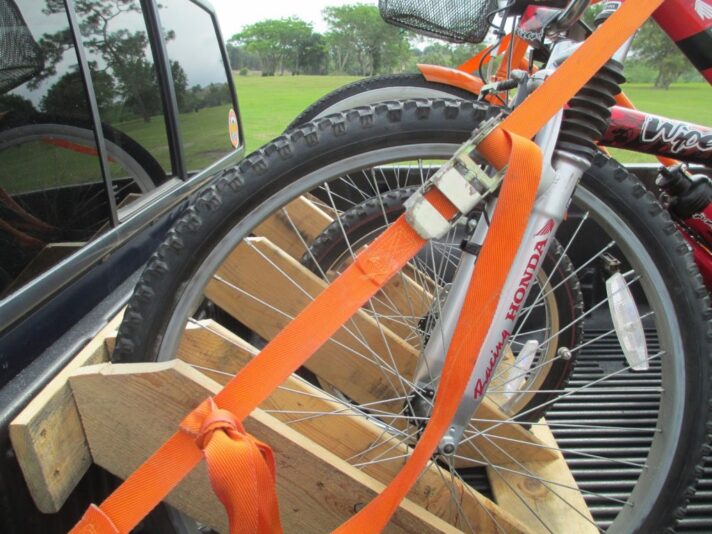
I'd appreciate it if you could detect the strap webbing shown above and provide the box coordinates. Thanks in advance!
[501,0,664,140]
[335,128,541,533]
[70,1,664,532]
[181,399,281,533]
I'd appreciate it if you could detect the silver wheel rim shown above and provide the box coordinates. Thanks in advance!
[156,142,685,533]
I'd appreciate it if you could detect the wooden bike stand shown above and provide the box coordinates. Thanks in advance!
[10,195,596,533]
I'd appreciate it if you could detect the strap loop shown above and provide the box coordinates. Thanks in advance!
[181,398,282,534]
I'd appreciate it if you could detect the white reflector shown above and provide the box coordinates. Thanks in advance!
[606,272,649,371]
[504,339,540,399]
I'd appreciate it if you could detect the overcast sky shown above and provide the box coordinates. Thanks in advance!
[208,0,375,40]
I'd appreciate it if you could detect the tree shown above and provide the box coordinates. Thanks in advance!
[633,21,696,89]
[405,42,485,72]
[40,0,171,121]
[41,66,113,116]
[226,44,261,72]
[450,43,487,67]
[95,27,161,121]
[232,18,319,75]
[0,94,37,117]
[299,33,328,75]
[171,61,191,113]
[582,5,695,88]
[323,4,410,76]
[285,19,315,75]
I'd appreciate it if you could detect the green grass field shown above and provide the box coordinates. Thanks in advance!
[6,76,709,195]
[235,76,712,163]
[236,75,361,152]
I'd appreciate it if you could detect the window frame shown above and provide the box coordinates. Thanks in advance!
[152,0,245,179]
[0,0,245,332]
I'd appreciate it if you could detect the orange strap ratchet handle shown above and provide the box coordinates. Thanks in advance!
[70,0,663,532]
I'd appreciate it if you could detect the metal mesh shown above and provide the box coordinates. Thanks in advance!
[0,0,43,95]
[379,0,497,44]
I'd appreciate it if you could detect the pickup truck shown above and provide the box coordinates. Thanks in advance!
[0,0,243,530]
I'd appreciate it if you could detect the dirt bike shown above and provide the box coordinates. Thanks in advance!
[111,0,712,532]
[289,4,712,293]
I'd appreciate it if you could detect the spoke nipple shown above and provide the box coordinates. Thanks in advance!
[557,347,572,360]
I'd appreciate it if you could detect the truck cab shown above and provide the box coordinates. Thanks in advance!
[0,0,243,529]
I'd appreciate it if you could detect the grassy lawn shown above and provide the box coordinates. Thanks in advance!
[234,75,712,163]
[6,76,708,195]
[609,82,712,163]
[119,105,240,172]
[235,75,361,152]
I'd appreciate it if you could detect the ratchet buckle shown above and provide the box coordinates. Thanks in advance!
[404,116,507,240]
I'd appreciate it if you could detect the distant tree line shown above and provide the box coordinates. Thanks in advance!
[227,5,417,76]
[227,4,487,77]
[228,3,701,87]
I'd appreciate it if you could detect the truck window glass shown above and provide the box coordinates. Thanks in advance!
[0,0,111,299]
[159,0,240,173]
[73,0,173,203]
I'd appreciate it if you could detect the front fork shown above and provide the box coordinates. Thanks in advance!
[430,146,590,453]
[410,124,591,452]
[414,31,632,453]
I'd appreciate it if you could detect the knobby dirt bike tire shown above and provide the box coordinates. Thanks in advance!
[114,99,712,533]
[286,73,476,132]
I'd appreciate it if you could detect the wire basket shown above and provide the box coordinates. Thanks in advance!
[379,0,497,44]
[0,0,44,95]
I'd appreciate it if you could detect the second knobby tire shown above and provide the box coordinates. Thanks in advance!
[114,99,712,534]
[286,73,478,131]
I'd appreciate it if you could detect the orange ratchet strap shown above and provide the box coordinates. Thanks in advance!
[457,34,529,76]
[71,0,664,532]
[336,125,542,533]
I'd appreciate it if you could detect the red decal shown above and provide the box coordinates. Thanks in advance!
[654,0,712,41]
[505,238,548,321]
[535,219,555,236]
[473,329,511,400]
[702,67,712,84]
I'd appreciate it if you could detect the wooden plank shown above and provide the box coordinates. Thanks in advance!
[487,421,596,534]
[458,400,558,467]
[341,267,433,344]
[177,320,531,533]
[205,237,555,465]
[304,193,338,218]
[485,347,518,410]
[206,236,416,404]
[252,194,432,342]
[9,312,123,513]
[253,195,333,260]
[69,360,460,534]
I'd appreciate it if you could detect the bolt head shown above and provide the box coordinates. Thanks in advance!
[441,443,456,455]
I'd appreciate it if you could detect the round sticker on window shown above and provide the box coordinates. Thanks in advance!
[228,108,239,148]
